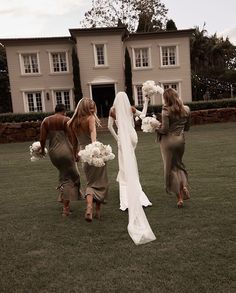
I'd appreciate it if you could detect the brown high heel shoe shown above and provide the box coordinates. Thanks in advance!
[183,187,190,200]
[85,205,93,222]
[177,200,183,208]
[62,206,71,216]
[177,192,183,208]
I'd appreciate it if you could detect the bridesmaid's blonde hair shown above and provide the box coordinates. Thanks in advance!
[67,97,101,131]
[163,88,188,118]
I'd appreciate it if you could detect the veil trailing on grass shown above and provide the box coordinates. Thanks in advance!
[113,92,156,245]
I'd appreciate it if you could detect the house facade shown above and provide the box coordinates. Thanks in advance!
[0,27,194,116]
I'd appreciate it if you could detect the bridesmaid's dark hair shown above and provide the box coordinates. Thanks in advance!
[55,103,66,113]
[163,88,188,118]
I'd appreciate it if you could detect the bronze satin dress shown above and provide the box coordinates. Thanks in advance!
[157,106,191,195]
[40,115,81,201]
[77,131,108,203]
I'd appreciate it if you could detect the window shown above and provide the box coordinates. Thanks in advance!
[93,44,107,67]
[26,92,43,112]
[135,85,144,106]
[163,83,179,93]
[133,48,150,68]
[54,90,71,111]
[161,46,177,66]
[20,53,39,74]
[50,52,68,73]
[96,44,105,65]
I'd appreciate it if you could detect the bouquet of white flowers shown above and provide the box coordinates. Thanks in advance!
[29,141,48,162]
[141,116,161,133]
[142,80,158,97]
[78,141,115,167]
[142,80,164,98]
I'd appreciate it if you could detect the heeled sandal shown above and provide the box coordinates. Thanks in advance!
[85,205,93,222]
[62,206,71,216]
[183,187,190,200]
[177,200,183,208]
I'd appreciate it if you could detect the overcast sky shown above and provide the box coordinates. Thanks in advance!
[0,0,235,44]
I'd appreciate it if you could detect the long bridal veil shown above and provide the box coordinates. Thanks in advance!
[113,92,156,245]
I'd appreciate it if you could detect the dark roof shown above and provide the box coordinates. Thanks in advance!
[0,28,195,47]
[127,29,195,40]
[69,26,127,37]
[0,36,73,46]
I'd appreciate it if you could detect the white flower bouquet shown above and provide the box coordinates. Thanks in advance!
[142,80,158,97]
[78,141,115,167]
[141,116,161,133]
[142,80,164,98]
[29,141,48,162]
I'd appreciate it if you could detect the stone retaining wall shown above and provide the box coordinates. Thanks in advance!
[1,108,236,143]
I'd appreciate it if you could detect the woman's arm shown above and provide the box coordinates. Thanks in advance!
[157,109,169,134]
[108,115,118,142]
[39,119,48,154]
[88,115,97,143]
[134,97,149,119]
[184,107,191,132]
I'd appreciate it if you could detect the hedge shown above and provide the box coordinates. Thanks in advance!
[0,98,236,123]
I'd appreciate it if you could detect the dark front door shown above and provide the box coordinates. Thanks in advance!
[92,84,115,117]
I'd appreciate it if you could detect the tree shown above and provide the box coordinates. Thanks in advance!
[72,46,83,105]
[124,47,134,104]
[81,0,168,33]
[190,25,236,100]
[191,25,236,77]
[166,19,177,30]
[0,45,12,113]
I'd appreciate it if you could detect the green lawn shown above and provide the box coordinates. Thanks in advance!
[0,122,235,293]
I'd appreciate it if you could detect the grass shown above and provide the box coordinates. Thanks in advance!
[0,122,235,293]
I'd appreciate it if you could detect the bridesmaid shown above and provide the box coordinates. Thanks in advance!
[152,88,191,208]
[39,103,81,216]
[67,97,109,222]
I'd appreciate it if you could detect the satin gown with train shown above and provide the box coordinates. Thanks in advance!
[116,120,152,211]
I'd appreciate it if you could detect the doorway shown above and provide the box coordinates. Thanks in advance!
[91,84,115,117]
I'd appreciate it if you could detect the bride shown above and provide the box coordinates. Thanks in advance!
[108,92,156,245]
[108,92,152,211]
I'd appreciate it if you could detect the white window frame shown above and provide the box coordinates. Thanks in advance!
[131,45,152,70]
[48,50,70,74]
[51,88,73,111]
[134,84,144,106]
[160,44,179,68]
[18,51,41,75]
[160,80,182,96]
[22,90,45,112]
[92,42,108,67]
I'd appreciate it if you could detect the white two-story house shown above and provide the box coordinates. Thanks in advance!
[0,27,194,116]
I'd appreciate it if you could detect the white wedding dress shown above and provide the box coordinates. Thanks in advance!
[108,92,156,245]
[108,96,152,211]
